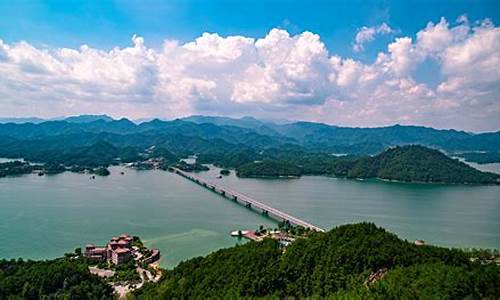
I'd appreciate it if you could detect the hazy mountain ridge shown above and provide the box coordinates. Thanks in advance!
[0,115,497,154]
[0,116,499,174]
[0,114,114,124]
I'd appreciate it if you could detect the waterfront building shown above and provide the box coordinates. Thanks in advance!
[143,249,161,264]
[112,248,132,265]
[84,233,136,265]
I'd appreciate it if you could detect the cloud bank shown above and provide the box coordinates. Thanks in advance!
[0,16,499,131]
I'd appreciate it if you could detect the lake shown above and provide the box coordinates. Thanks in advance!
[1,164,499,268]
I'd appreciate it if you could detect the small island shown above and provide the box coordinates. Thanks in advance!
[93,167,111,176]
[220,169,230,175]
[0,160,115,178]
[0,161,68,177]
[0,161,34,177]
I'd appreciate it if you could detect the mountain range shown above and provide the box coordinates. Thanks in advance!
[0,114,498,155]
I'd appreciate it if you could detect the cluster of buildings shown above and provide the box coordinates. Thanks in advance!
[84,234,160,266]
[233,229,296,247]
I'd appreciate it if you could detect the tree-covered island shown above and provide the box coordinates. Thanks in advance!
[234,146,500,184]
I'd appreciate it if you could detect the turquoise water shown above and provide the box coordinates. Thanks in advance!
[197,167,500,250]
[0,167,274,268]
[1,164,499,269]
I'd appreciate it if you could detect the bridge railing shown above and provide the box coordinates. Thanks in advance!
[174,168,324,232]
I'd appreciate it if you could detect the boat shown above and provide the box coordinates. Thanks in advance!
[231,230,249,237]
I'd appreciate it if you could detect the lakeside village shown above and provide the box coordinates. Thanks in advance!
[0,148,211,178]
[83,234,161,297]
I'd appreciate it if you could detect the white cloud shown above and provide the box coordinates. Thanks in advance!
[0,17,499,131]
[353,22,394,52]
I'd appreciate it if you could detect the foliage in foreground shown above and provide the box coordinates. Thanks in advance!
[0,257,113,299]
[135,223,500,299]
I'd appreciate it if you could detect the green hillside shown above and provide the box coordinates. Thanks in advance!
[135,223,500,299]
[348,145,499,184]
[234,146,499,184]
[0,257,113,299]
[236,159,302,177]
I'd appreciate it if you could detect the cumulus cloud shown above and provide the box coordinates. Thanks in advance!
[0,16,499,131]
[353,22,394,52]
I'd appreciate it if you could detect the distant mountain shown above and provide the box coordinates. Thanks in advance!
[0,116,499,172]
[63,114,114,123]
[0,117,46,124]
[0,114,115,124]
[181,115,265,129]
[265,123,474,154]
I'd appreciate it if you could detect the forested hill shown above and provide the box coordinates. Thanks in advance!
[0,116,499,176]
[135,223,500,299]
[0,115,499,155]
[348,145,500,184]
[235,146,500,184]
[236,159,302,177]
[0,257,113,299]
[1,224,498,298]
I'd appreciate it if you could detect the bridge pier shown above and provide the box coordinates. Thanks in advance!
[172,168,324,232]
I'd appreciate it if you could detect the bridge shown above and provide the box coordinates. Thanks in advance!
[172,168,325,232]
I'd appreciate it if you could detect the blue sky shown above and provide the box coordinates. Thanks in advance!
[0,0,499,131]
[2,0,499,59]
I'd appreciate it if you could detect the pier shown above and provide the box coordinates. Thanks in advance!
[173,168,325,232]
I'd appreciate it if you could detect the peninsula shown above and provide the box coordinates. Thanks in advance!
[234,146,500,184]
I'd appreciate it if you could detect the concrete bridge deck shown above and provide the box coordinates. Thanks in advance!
[173,168,324,232]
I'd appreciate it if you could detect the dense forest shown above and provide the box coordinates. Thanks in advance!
[0,116,499,184]
[0,225,498,298]
[457,151,500,164]
[0,257,113,299]
[0,161,34,177]
[234,146,499,184]
[1,115,500,164]
[134,223,500,299]
[236,159,302,177]
[347,145,499,184]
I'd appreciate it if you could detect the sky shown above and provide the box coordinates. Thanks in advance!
[0,0,499,131]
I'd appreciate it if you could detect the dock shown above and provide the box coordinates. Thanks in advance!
[173,168,325,232]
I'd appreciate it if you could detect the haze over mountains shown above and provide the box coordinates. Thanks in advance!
[0,114,499,155]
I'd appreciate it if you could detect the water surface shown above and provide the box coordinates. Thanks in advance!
[197,167,500,249]
[1,164,499,269]
[0,167,273,268]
